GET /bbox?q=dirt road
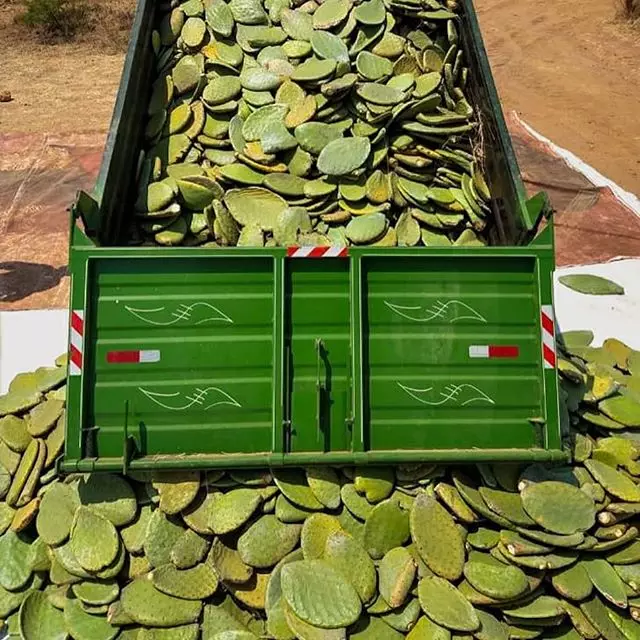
[0,0,639,195]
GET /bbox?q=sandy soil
[0,0,639,195]
[475,0,640,197]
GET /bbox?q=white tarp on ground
[1,259,639,393]
[513,113,640,219]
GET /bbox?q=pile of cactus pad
[132,0,495,248]
[0,330,640,638]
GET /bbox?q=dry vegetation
[6,0,134,51]
[617,0,640,23]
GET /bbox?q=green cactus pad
[582,558,628,609]
[411,493,465,581]
[238,515,301,568]
[300,513,343,560]
[274,469,325,511]
[479,487,536,528]
[144,510,185,568]
[170,527,210,569]
[585,458,640,502]
[36,482,79,546]
[363,497,410,559]
[323,530,376,604]
[0,530,34,591]
[283,602,346,639]
[181,489,218,535]
[207,537,254,584]
[120,504,153,554]
[18,591,67,640]
[71,580,119,606]
[502,595,565,621]
[417,576,480,632]
[78,474,137,527]
[0,389,42,418]
[499,530,552,556]
[5,439,39,507]
[305,467,342,509]
[63,597,118,640]
[209,487,263,534]
[521,481,596,535]
[281,559,362,628]
[406,616,452,640]
[151,471,201,515]
[151,562,219,600]
[70,507,120,573]
[378,546,416,608]
[138,625,200,640]
[463,560,529,601]
[341,483,375,520]
[0,573,42,619]
[226,569,270,610]
[0,415,32,453]
[380,597,421,632]
[354,467,395,503]
[26,399,64,437]
[351,614,405,638]
[121,578,202,627]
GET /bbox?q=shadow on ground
[0,262,68,303]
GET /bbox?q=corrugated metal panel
[88,257,275,457]
[363,255,543,451]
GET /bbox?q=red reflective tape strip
[70,345,82,368]
[488,345,520,358]
[308,246,327,258]
[543,344,556,368]
[541,310,554,335]
[107,351,140,364]
[286,246,299,257]
[107,350,161,364]
[71,311,84,335]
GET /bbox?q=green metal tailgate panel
[286,261,351,453]
[362,255,542,451]
[64,239,563,471]
[88,257,275,458]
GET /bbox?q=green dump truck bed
[62,0,564,472]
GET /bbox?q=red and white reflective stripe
[469,345,520,359]
[286,246,348,258]
[107,350,161,364]
[69,310,84,377]
[541,304,556,369]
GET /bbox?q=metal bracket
[315,338,326,440]
[283,344,292,451]
[121,400,137,475]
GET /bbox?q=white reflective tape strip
[74,310,85,321]
[70,329,83,352]
[69,361,81,376]
[542,330,555,353]
[323,246,343,258]
[139,350,161,363]
[469,345,489,358]
[293,246,315,258]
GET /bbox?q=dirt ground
[0,0,639,196]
